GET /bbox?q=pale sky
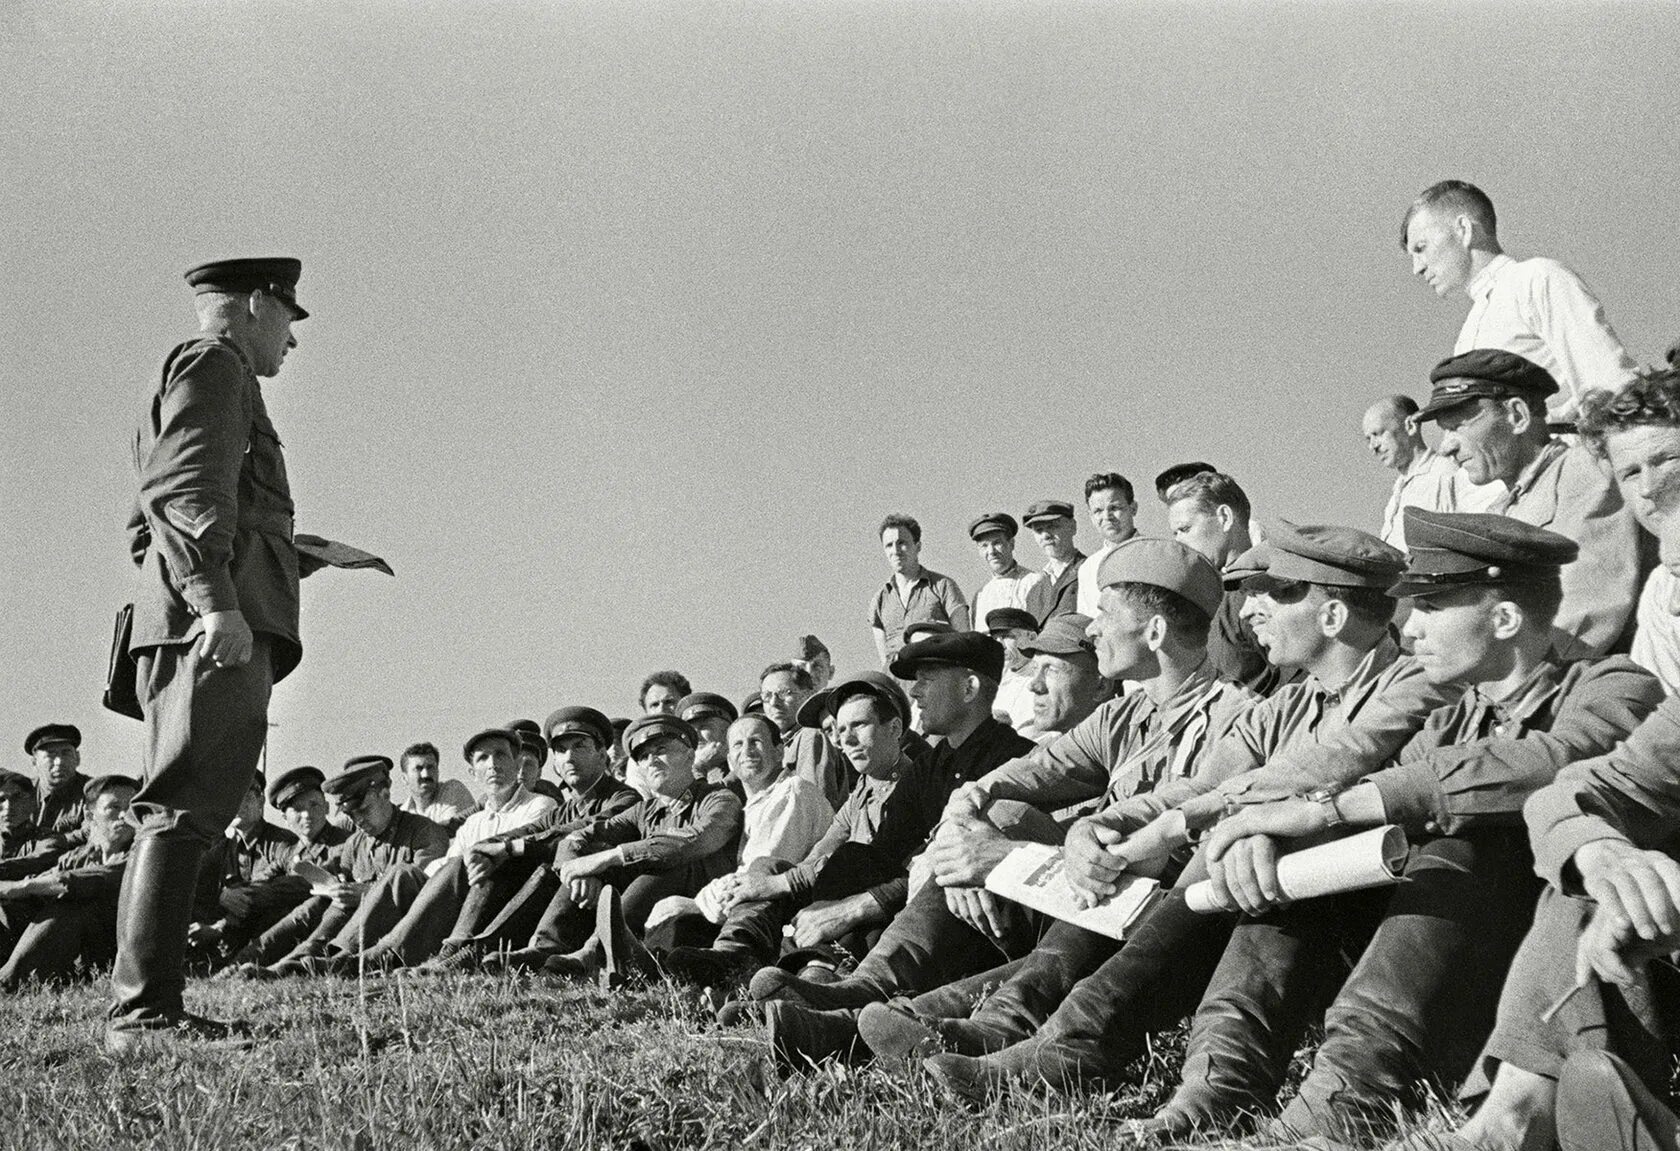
[4,1,1677,786]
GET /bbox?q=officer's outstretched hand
[201,610,254,668]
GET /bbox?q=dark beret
[1094,538,1225,617]
[543,706,615,749]
[322,755,394,798]
[268,765,326,810]
[889,631,1007,684]
[184,257,308,319]
[1249,522,1407,589]
[1415,350,1559,423]
[1023,500,1075,526]
[985,608,1040,635]
[826,672,912,728]
[1018,614,1096,659]
[623,714,698,758]
[677,692,739,726]
[24,724,80,756]
[461,727,519,763]
[83,774,141,803]
[968,512,1019,540]
[1389,509,1577,599]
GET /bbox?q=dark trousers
[1470,887,1678,1095]
[111,637,273,1030]
[254,864,431,962]
[1169,829,1543,1142]
[839,879,1038,998]
[0,896,120,988]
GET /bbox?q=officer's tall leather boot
[106,829,244,1055]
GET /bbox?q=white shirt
[973,562,1050,630]
[993,666,1038,733]
[1456,253,1637,422]
[1632,565,1680,697]
[433,785,555,874]
[1379,448,1499,550]
[1076,540,1123,618]
[399,778,478,827]
[738,772,834,869]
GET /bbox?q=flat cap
[901,620,955,645]
[505,719,547,763]
[623,713,698,757]
[740,692,765,715]
[268,765,326,810]
[985,607,1040,635]
[1023,500,1075,526]
[1221,543,1272,589]
[1019,613,1096,659]
[968,512,1019,540]
[83,774,140,803]
[1249,522,1407,589]
[795,688,834,729]
[827,671,912,728]
[462,727,519,762]
[322,755,393,798]
[544,706,615,749]
[184,257,308,319]
[889,631,1007,684]
[1389,509,1577,599]
[1415,349,1559,423]
[0,769,32,797]
[24,724,80,756]
[678,692,739,726]
[1094,538,1225,617]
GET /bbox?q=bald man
[1362,394,1488,550]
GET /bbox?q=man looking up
[638,672,692,716]
[1402,180,1635,422]
[968,513,1049,631]
[761,663,848,808]
[1363,394,1488,550]
[1023,501,1085,623]
[1165,472,1275,691]
[1415,349,1643,657]
[23,725,90,852]
[1075,473,1140,619]
[396,742,476,832]
[871,514,970,665]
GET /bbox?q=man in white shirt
[431,728,556,876]
[396,742,477,832]
[1361,394,1492,550]
[1074,473,1140,619]
[968,513,1049,631]
[1402,179,1637,422]
[985,608,1042,733]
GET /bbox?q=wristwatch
[1305,787,1345,829]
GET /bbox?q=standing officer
[110,257,310,1053]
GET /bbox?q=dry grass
[0,972,1462,1151]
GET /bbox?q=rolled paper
[1184,824,1409,914]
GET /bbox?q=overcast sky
[4,0,1677,785]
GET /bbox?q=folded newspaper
[294,533,395,576]
[984,842,1161,941]
[291,859,340,897]
[1183,824,1409,913]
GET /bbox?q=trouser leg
[713,895,799,963]
[449,856,540,941]
[252,897,330,963]
[361,859,468,964]
[1278,830,1543,1143]
[328,865,427,955]
[843,880,1031,999]
[966,918,1122,1042]
[471,863,563,951]
[1,902,109,988]
[110,638,271,1031]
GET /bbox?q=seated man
[396,742,476,832]
[246,756,449,976]
[0,769,45,862]
[1112,509,1664,1147]
[465,714,743,978]
[24,724,91,852]
[1015,613,1114,748]
[677,693,739,785]
[0,774,139,987]
[312,723,575,972]
[1163,471,1275,691]
[986,608,1042,733]
[761,662,850,808]
[189,772,300,969]
[509,720,565,804]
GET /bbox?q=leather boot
[596,885,658,990]
[106,829,228,1051]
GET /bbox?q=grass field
[0,972,1447,1151]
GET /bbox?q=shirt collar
[1507,438,1569,500]
[1307,634,1402,707]
[1148,659,1221,729]
[482,785,534,815]
[1466,253,1514,302]
[1471,656,1565,728]
[1402,447,1441,480]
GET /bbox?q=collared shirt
[399,778,479,830]
[223,820,297,885]
[979,660,1259,814]
[1527,693,1680,888]
[1631,564,1680,696]
[40,835,131,902]
[1107,638,1451,833]
[783,758,908,898]
[739,772,835,869]
[442,786,556,865]
[870,566,970,658]
[1039,550,1086,622]
[331,808,450,882]
[293,822,352,867]
[1364,655,1661,837]
[1381,449,1484,551]
[1075,539,1126,619]
[973,562,1050,631]
[571,778,743,880]
[1490,438,1645,658]
[784,725,851,809]
[1455,253,1638,422]
[498,773,642,862]
[994,666,1038,733]
[35,774,90,850]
